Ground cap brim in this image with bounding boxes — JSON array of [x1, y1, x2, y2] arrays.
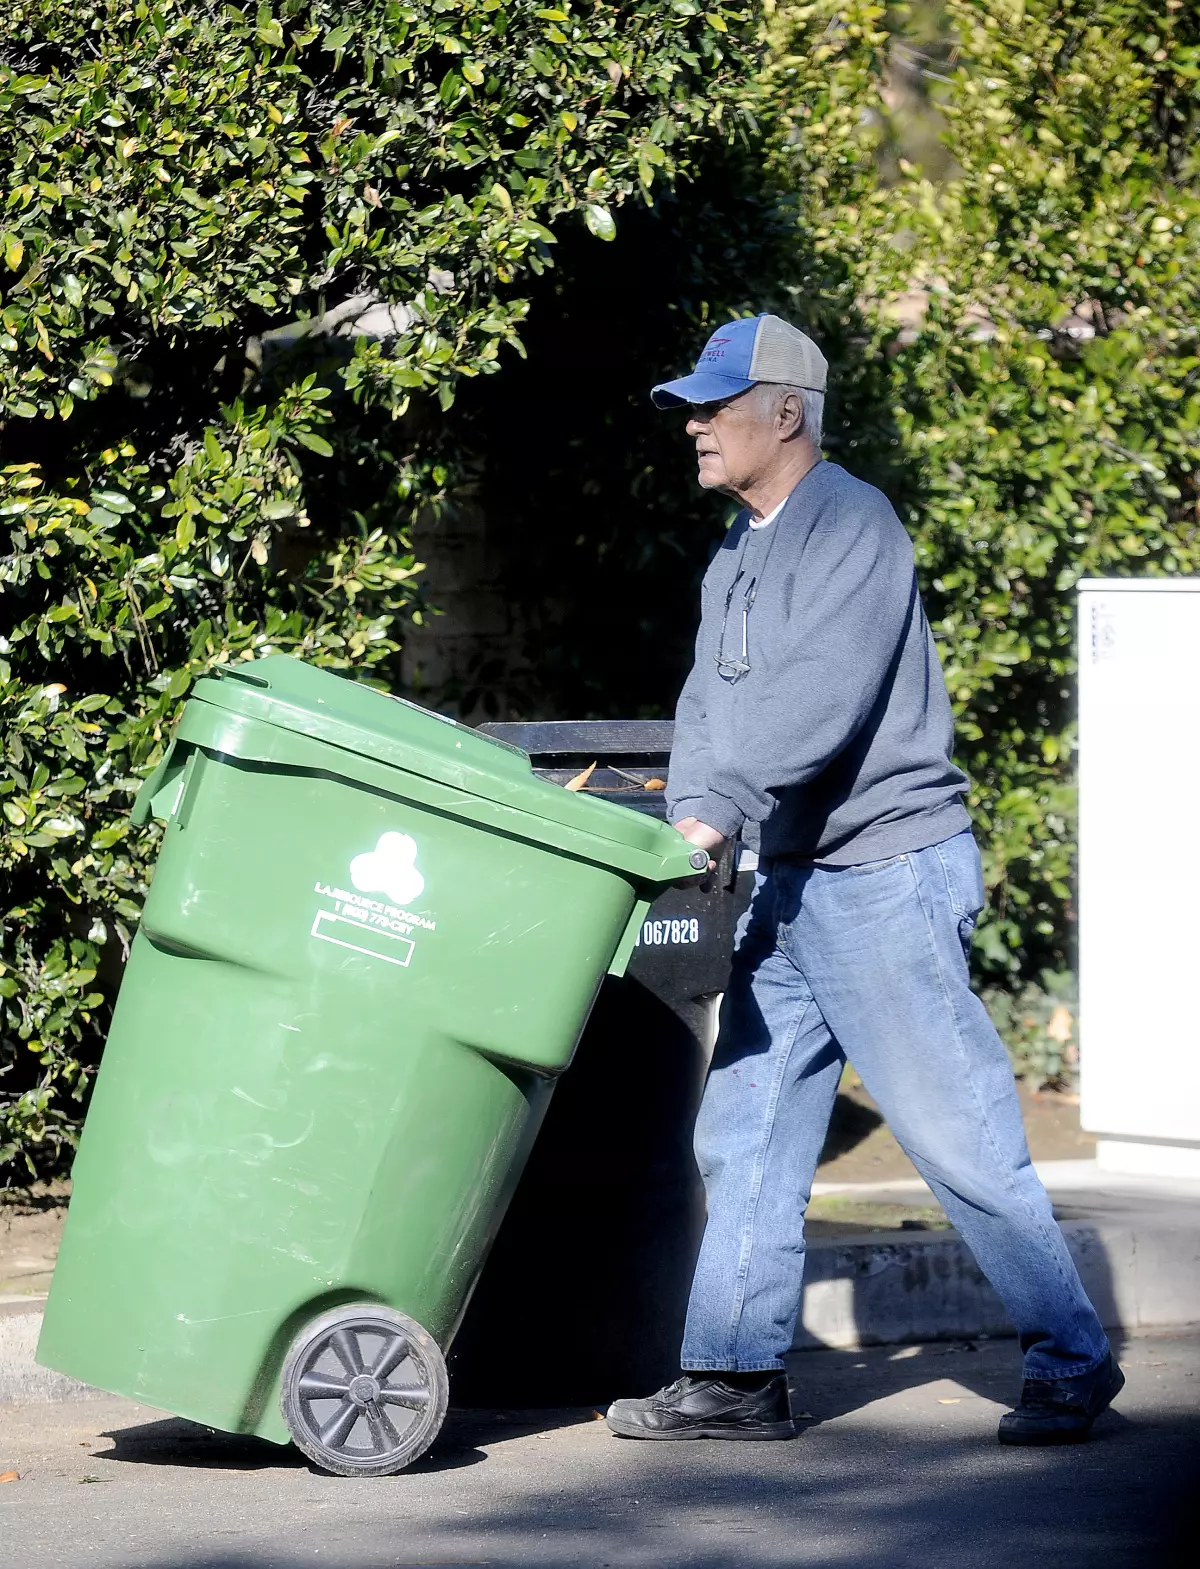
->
[[650, 370, 757, 409]]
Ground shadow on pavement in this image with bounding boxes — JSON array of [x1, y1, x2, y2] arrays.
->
[[95, 1414, 494, 1475], [94, 1406, 599, 1474], [72, 1336, 1200, 1569], [97, 1417, 306, 1472], [75, 1408, 1200, 1569], [442, 1404, 603, 1449], [785, 1327, 1130, 1434]]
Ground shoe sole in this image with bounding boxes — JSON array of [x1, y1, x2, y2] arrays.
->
[[997, 1364, 1126, 1447], [606, 1416, 797, 1442]]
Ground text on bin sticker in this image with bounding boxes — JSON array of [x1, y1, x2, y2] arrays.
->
[[636, 917, 701, 947]]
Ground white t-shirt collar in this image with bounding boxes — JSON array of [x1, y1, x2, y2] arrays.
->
[[748, 496, 787, 530]]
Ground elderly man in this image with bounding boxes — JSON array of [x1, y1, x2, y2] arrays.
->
[[605, 314, 1120, 1447]]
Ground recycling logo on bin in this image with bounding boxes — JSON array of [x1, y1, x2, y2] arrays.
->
[[311, 832, 437, 968]]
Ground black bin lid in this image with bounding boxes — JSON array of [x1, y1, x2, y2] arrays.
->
[[476, 720, 675, 817]]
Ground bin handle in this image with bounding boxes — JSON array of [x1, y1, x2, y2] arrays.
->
[[608, 896, 652, 978], [131, 741, 189, 825], [212, 664, 271, 689]]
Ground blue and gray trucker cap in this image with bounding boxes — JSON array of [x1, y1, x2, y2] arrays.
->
[[651, 313, 828, 408]]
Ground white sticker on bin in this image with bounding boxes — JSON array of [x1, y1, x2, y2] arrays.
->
[[311, 832, 436, 968], [350, 832, 425, 907]]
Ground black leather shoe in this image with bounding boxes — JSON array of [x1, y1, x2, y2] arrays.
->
[[606, 1374, 796, 1441], [997, 1352, 1125, 1445]]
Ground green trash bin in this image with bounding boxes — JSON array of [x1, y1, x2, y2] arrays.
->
[[36, 656, 703, 1475]]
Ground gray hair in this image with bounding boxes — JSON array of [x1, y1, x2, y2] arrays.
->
[[751, 381, 824, 448]]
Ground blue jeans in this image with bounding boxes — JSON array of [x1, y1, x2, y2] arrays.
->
[[681, 830, 1109, 1380]]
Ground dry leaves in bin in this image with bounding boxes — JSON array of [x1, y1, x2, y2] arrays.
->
[[644, 777, 666, 791], [564, 762, 597, 792]]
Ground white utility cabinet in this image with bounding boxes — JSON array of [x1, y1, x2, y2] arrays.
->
[[1077, 578, 1200, 1178]]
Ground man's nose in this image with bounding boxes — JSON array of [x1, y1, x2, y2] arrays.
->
[[686, 414, 706, 437]]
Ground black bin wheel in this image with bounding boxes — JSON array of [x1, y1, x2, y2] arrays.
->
[[280, 1303, 448, 1476]]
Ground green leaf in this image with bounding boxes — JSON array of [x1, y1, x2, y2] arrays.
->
[[91, 489, 135, 514], [513, 219, 557, 244], [583, 204, 616, 241]]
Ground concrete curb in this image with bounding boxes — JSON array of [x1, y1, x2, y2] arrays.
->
[[794, 1220, 1200, 1351], [0, 1303, 103, 1403], [795, 1158, 1200, 1351]]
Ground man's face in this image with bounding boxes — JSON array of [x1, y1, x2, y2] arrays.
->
[[685, 390, 777, 498]]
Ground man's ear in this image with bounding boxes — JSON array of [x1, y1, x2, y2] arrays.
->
[[778, 392, 806, 440]]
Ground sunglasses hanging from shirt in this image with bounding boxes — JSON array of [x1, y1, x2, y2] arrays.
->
[[714, 511, 782, 682]]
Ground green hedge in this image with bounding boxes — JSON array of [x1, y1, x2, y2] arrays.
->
[[0, 0, 752, 1181], [759, 0, 1200, 972], [6, 0, 1199, 1177]]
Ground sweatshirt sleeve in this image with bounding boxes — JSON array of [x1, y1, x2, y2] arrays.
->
[[665, 577, 717, 826], [689, 500, 917, 839]]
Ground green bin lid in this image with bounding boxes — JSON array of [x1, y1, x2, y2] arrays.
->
[[184, 656, 690, 871]]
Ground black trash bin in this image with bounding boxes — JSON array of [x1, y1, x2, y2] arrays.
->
[[448, 721, 751, 1407]]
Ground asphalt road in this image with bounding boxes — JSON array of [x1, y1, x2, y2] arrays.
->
[[2, 1330, 1197, 1569]]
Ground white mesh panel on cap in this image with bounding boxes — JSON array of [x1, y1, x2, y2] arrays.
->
[[747, 315, 828, 392]]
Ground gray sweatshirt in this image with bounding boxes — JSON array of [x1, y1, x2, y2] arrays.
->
[[667, 460, 970, 863]]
